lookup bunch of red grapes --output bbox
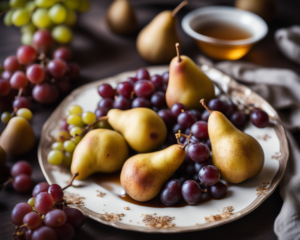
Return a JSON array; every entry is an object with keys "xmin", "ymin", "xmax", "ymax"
[
  {"xmin": 11, "ymin": 174, "xmax": 84, "ymax": 240},
  {"xmin": 0, "ymin": 30, "xmax": 80, "ymax": 114},
  {"xmin": 95, "ymin": 68, "xmax": 270, "ymax": 206}
]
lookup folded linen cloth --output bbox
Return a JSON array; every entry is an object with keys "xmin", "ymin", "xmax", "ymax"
[{"xmin": 198, "ymin": 57, "xmax": 300, "ymax": 240}]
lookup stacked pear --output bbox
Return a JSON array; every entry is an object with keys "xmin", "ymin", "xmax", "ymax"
[
  {"xmin": 107, "ymin": 108, "xmax": 167, "ymax": 152},
  {"xmin": 136, "ymin": 1, "xmax": 188, "ymax": 63},
  {"xmin": 71, "ymin": 129, "xmax": 129, "ymax": 180},
  {"xmin": 106, "ymin": 0, "xmax": 138, "ymax": 35},
  {"xmin": 201, "ymin": 99, "xmax": 264, "ymax": 183},
  {"xmin": 166, "ymin": 43, "xmax": 215, "ymax": 110},
  {"xmin": 0, "ymin": 116, "xmax": 35, "ymax": 156},
  {"xmin": 121, "ymin": 144, "xmax": 186, "ymax": 202}
]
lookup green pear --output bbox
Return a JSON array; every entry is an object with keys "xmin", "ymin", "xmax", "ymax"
[
  {"xmin": 106, "ymin": 0, "xmax": 138, "ymax": 35},
  {"xmin": 107, "ymin": 108, "xmax": 167, "ymax": 153},
  {"xmin": 201, "ymin": 99, "xmax": 264, "ymax": 183},
  {"xmin": 0, "ymin": 116, "xmax": 35, "ymax": 156},
  {"xmin": 136, "ymin": 1, "xmax": 188, "ymax": 64},
  {"xmin": 71, "ymin": 129, "xmax": 129, "ymax": 180},
  {"xmin": 0, "ymin": 145, "xmax": 7, "ymax": 167},
  {"xmin": 121, "ymin": 144, "xmax": 186, "ymax": 201},
  {"xmin": 166, "ymin": 43, "xmax": 215, "ymax": 110}
]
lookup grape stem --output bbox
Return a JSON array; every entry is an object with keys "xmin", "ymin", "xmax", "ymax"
[
  {"xmin": 175, "ymin": 43, "xmax": 181, "ymax": 63},
  {"xmin": 172, "ymin": 1, "xmax": 188, "ymax": 18},
  {"xmin": 175, "ymin": 131, "xmax": 192, "ymax": 149},
  {"xmin": 0, "ymin": 178, "xmax": 13, "ymax": 192},
  {"xmin": 13, "ymin": 225, "xmax": 26, "ymax": 240},
  {"xmin": 62, "ymin": 172, "xmax": 79, "ymax": 191},
  {"xmin": 200, "ymin": 99, "xmax": 212, "ymax": 114}
]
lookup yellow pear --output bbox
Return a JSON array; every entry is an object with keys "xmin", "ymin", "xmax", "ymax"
[
  {"xmin": 0, "ymin": 116, "xmax": 35, "ymax": 156},
  {"xmin": 107, "ymin": 108, "xmax": 167, "ymax": 153},
  {"xmin": 121, "ymin": 144, "xmax": 186, "ymax": 202},
  {"xmin": 166, "ymin": 43, "xmax": 215, "ymax": 110},
  {"xmin": 0, "ymin": 145, "xmax": 7, "ymax": 166},
  {"xmin": 201, "ymin": 99, "xmax": 264, "ymax": 183},
  {"xmin": 71, "ymin": 129, "xmax": 129, "ymax": 180},
  {"xmin": 106, "ymin": 0, "xmax": 138, "ymax": 35},
  {"xmin": 136, "ymin": 1, "xmax": 188, "ymax": 64}
]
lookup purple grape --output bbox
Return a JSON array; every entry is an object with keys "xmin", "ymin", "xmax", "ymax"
[
  {"xmin": 158, "ymin": 109, "xmax": 175, "ymax": 127},
  {"xmin": 117, "ymin": 81, "xmax": 133, "ymax": 98},
  {"xmin": 32, "ymin": 182, "xmax": 49, "ymax": 197},
  {"xmin": 160, "ymin": 179, "xmax": 182, "ymax": 206},
  {"xmin": 250, "ymin": 108, "xmax": 269, "ymax": 128},
  {"xmin": 205, "ymin": 138, "xmax": 211, "ymax": 150},
  {"xmin": 54, "ymin": 223, "xmax": 74, "ymax": 240},
  {"xmin": 64, "ymin": 208, "xmax": 85, "ymax": 229},
  {"xmin": 189, "ymin": 109, "xmax": 202, "ymax": 121},
  {"xmin": 201, "ymin": 110, "xmax": 210, "ymax": 122},
  {"xmin": 162, "ymin": 72, "xmax": 169, "ymax": 85},
  {"xmin": 126, "ymin": 77, "xmax": 138, "ymax": 85},
  {"xmin": 11, "ymin": 202, "xmax": 32, "ymax": 225},
  {"xmin": 48, "ymin": 184, "xmax": 64, "ymax": 203},
  {"xmin": 12, "ymin": 174, "xmax": 33, "ymax": 192},
  {"xmin": 177, "ymin": 112, "xmax": 196, "ymax": 128},
  {"xmin": 181, "ymin": 180, "xmax": 202, "ymax": 205},
  {"xmin": 230, "ymin": 111, "xmax": 246, "ymax": 129},
  {"xmin": 194, "ymin": 157, "xmax": 213, "ymax": 173},
  {"xmin": 32, "ymin": 226, "xmax": 57, "ymax": 240},
  {"xmin": 209, "ymin": 182, "xmax": 227, "ymax": 199},
  {"xmin": 226, "ymin": 100, "xmax": 238, "ymax": 117},
  {"xmin": 98, "ymin": 98, "xmax": 113, "ymax": 110},
  {"xmin": 178, "ymin": 175, "xmax": 189, "ymax": 184},
  {"xmin": 172, "ymin": 123, "xmax": 185, "ymax": 134},
  {"xmin": 187, "ymin": 142, "xmax": 210, "ymax": 163},
  {"xmin": 95, "ymin": 107, "xmax": 108, "ymax": 118},
  {"xmin": 34, "ymin": 192, "xmax": 54, "ymax": 214},
  {"xmin": 150, "ymin": 75, "xmax": 163, "ymax": 89},
  {"xmin": 13, "ymin": 97, "xmax": 31, "ymax": 110},
  {"xmin": 191, "ymin": 121, "xmax": 208, "ymax": 140},
  {"xmin": 198, "ymin": 165, "xmax": 220, "ymax": 186},
  {"xmin": 23, "ymin": 212, "xmax": 42, "ymax": 229},
  {"xmin": 44, "ymin": 209, "xmax": 67, "ymax": 228},
  {"xmin": 136, "ymin": 68, "xmax": 150, "ymax": 80},
  {"xmin": 131, "ymin": 97, "xmax": 151, "ymax": 108},
  {"xmin": 171, "ymin": 103, "xmax": 187, "ymax": 118},
  {"xmin": 26, "ymin": 229, "xmax": 34, "ymax": 240},
  {"xmin": 113, "ymin": 96, "xmax": 131, "ymax": 110},
  {"xmin": 150, "ymin": 91, "xmax": 166, "ymax": 109},
  {"xmin": 134, "ymin": 80, "xmax": 154, "ymax": 98},
  {"xmin": 98, "ymin": 83, "xmax": 115, "ymax": 99},
  {"xmin": 208, "ymin": 99, "xmax": 227, "ymax": 114}
]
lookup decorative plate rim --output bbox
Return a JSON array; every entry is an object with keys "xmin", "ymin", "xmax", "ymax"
[{"xmin": 38, "ymin": 65, "xmax": 289, "ymax": 233}]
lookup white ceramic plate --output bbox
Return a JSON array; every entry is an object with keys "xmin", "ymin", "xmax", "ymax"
[{"xmin": 38, "ymin": 65, "xmax": 288, "ymax": 233}]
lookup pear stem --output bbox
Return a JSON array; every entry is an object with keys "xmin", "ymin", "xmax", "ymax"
[
  {"xmin": 171, "ymin": 1, "xmax": 188, "ymax": 18},
  {"xmin": 175, "ymin": 131, "xmax": 192, "ymax": 149},
  {"xmin": 176, "ymin": 43, "xmax": 181, "ymax": 63},
  {"xmin": 62, "ymin": 172, "xmax": 79, "ymax": 191},
  {"xmin": 200, "ymin": 99, "xmax": 212, "ymax": 114}
]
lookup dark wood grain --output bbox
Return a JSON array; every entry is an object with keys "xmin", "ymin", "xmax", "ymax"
[{"xmin": 0, "ymin": 0, "xmax": 299, "ymax": 239}]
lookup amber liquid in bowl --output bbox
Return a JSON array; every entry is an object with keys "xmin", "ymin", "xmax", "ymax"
[{"xmin": 194, "ymin": 22, "xmax": 253, "ymax": 60}]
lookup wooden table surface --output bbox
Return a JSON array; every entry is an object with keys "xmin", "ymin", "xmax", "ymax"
[{"xmin": 1, "ymin": 0, "xmax": 300, "ymax": 239}]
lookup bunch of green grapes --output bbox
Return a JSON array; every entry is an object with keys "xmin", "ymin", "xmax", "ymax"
[
  {"xmin": 47, "ymin": 104, "xmax": 111, "ymax": 168},
  {"xmin": 3, "ymin": 0, "xmax": 90, "ymax": 45}
]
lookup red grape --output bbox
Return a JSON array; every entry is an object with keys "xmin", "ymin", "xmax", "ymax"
[
  {"xmin": 160, "ymin": 179, "xmax": 182, "ymax": 206},
  {"xmin": 171, "ymin": 103, "xmax": 187, "ymax": 118},
  {"xmin": 162, "ymin": 71, "xmax": 169, "ymax": 85},
  {"xmin": 12, "ymin": 174, "xmax": 33, "ymax": 192},
  {"xmin": 134, "ymin": 80, "xmax": 154, "ymax": 98},
  {"xmin": 209, "ymin": 182, "xmax": 227, "ymax": 199},
  {"xmin": 191, "ymin": 121, "xmax": 208, "ymax": 140},
  {"xmin": 177, "ymin": 111, "xmax": 196, "ymax": 128},
  {"xmin": 26, "ymin": 64, "xmax": 45, "ymax": 84},
  {"xmin": 181, "ymin": 180, "xmax": 202, "ymax": 205},
  {"xmin": 11, "ymin": 161, "xmax": 32, "ymax": 177},
  {"xmin": 44, "ymin": 209, "xmax": 67, "ymax": 228},
  {"xmin": 225, "ymin": 100, "xmax": 238, "ymax": 117},
  {"xmin": 208, "ymin": 99, "xmax": 227, "ymax": 114},
  {"xmin": 10, "ymin": 71, "xmax": 28, "ymax": 89},
  {"xmin": 150, "ymin": 75, "xmax": 163, "ymax": 89},
  {"xmin": 126, "ymin": 77, "xmax": 138, "ymax": 85},
  {"xmin": 150, "ymin": 91, "xmax": 166, "ymax": 109},
  {"xmin": 113, "ymin": 95, "xmax": 131, "ymax": 110},
  {"xmin": 205, "ymin": 138, "xmax": 211, "ymax": 150},
  {"xmin": 98, "ymin": 83, "xmax": 114, "ymax": 98},
  {"xmin": 4, "ymin": 56, "xmax": 20, "ymax": 72},
  {"xmin": 48, "ymin": 184, "xmax": 64, "ymax": 203},
  {"xmin": 11, "ymin": 202, "xmax": 32, "ymax": 225},
  {"xmin": 33, "ymin": 30, "xmax": 54, "ymax": 52},
  {"xmin": 56, "ymin": 76, "xmax": 71, "ymax": 94},
  {"xmin": 32, "ymin": 182, "xmax": 49, "ymax": 197},
  {"xmin": 194, "ymin": 157, "xmax": 212, "ymax": 173},
  {"xmin": 98, "ymin": 98, "xmax": 114, "ymax": 109},
  {"xmin": 201, "ymin": 110, "xmax": 210, "ymax": 122},
  {"xmin": 13, "ymin": 97, "xmax": 31, "ymax": 110},
  {"xmin": 189, "ymin": 109, "xmax": 202, "ymax": 121},
  {"xmin": 172, "ymin": 123, "xmax": 185, "ymax": 134},
  {"xmin": 198, "ymin": 165, "xmax": 220, "ymax": 186},
  {"xmin": 53, "ymin": 47, "xmax": 72, "ymax": 61},
  {"xmin": 32, "ymin": 83, "xmax": 59, "ymax": 104},
  {"xmin": 136, "ymin": 68, "xmax": 150, "ymax": 80},
  {"xmin": 250, "ymin": 109, "xmax": 269, "ymax": 128},
  {"xmin": 23, "ymin": 212, "xmax": 42, "ymax": 229},
  {"xmin": 117, "ymin": 81, "xmax": 133, "ymax": 98},
  {"xmin": 131, "ymin": 97, "xmax": 151, "ymax": 108},
  {"xmin": 0, "ymin": 79, "xmax": 10, "ymax": 97},
  {"xmin": 158, "ymin": 109, "xmax": 176, "ymax": 127},
  {"xmin": 32, "ymin": 226, "xmax": 57, "ymax": 240},
  {"xmin": 67, "ymin": 62, "xmax": 80, "ymax": 80},
  {"xmin": 54, "ymin": 223, "xmax": 74, "ymax": 240},
  {"xmin": 2, "ymin": 70, "xmax": 13, "ymax": 80},
  {"xmin": 26, "ymin": 229, "xmax": 34, "ymax": 240},
  {"xmin": 64, "ymin": 208, "xmax": 85, "ymax": 229},
  {"xmin": 230, "ymin": 111, "xmax": 246, "ymax": 129},
  {"xmin": 17, "ymin": 45, "xmax": 37, "ymax": 65},
  {"xmin": 47, "ymin": 59, "xmax": 67, "ymax": 78},
  {"xmin": 95, "ymin": 107, "xmax": 108, "ymax": 118},
  {"xmin": 60, "ymin": 118, "xmax": 69, "ymax": 131},
  {"xmin": 34, "ymin": 192, "xmax": 54, "ymax": 214}
]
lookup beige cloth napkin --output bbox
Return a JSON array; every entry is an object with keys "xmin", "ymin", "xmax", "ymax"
[{"xmin": 198, "ymin": 57, "xmax": 300, "ymax": 240}]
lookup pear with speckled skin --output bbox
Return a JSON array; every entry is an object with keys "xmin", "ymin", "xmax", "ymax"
[
  {"xmin": 71, "ymin": 129, "xmax": 129, "ymax": 180},
  {"xmin": 121, "ymin": 144, "xmax": 186, "ymax": 202},
  {"xmin": 201, "ymin": 99, "xmax": 264, "ymax": 183},
  {"xmin": 107, "ymin": 108, "xmax": 167, "ymax": 153}
]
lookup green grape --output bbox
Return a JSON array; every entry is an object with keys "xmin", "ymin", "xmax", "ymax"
[
  {"xmin": 35, "ymin": 0, "xmax": 56, "ymax": 8},
  {"xmin": 77, "ymin": 0, "xmax": 90, "ymax": 13},
  {"xmin": 47, "ymin": 150, "xmax": 64, "ymax": 165},
  {"xmin": 32, "ymin": 8, "xmax": 52, "ymax": 28},
  {"xmin": 69, "ymin": 126, "xmax": 82, "ymax": 136},
  {"xmin": 82, "ymin": 111, "xmax": 96, "ymax": 125},
  {"xmin": 66, "ymin": 114, "xmax": 82, "ymax": 126},
  {"xmin": 68, "ymin": 105, "xmax": 82, "ymax": 115},
  {"xmin": 72, "ymin": 136, "xmax": 82, "ymax": 145},
  {"xmin": 4, "ymin": 10, "xmax": 14, "ymax": 27},
  {"xmin": 48, "ymin": 3, "xmax": 67, "ymax": 24},
  {"xmin": 95, "ymin": 120, "xmax": 112, "ymax": 130},
  {"xmin": 21, "ymin": 32, "xmax": 33, "ymax": 45},
  {"xmin": 21, "ymin": 22, "xmax": 36, "ymax": 33},
  {"xmin": 63, "ymin": 0, "xmax": 79, "ymax": 10},
  {"xmin": 28, "ymin": 197, "xmax": 35, "ymax": 207},
  {"xmin": 51, "ymin": 142, "xmax": 64, "ymax": 150},
  {"xmin": 52, "ymin": 25, "xmax": 73, "ymax": 44},
  {"xmin": 9, "ymin": 0, "xmax": 27, "ymax": 8},
  {"xmin": 16, "ymin": 108, "xmax": 33, "ymax": 121},
  {"xmin": 63, "ymin": 140, "xmax": 76, "ymax": 153},
  {"xmin": 1, "ymin": 112, "xmax": 12, "ymax": 124},
  {"xmin": 64, "ymin": 9, "xmax": 77, "ymax": 26},
  {"xmin": 12, "ymin": 8, "xmax": 30, "ymax": 27},
  {"xmin": 25, "ymin": 1, "xmax": 36, "ymax": 11},
  {"xmin": 57, "ymin": 130, "xmax": 70, "ymax": 142},
  {"xmin": 62, "ymin": 151, "xmax": 72, "ymax": 168}
]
